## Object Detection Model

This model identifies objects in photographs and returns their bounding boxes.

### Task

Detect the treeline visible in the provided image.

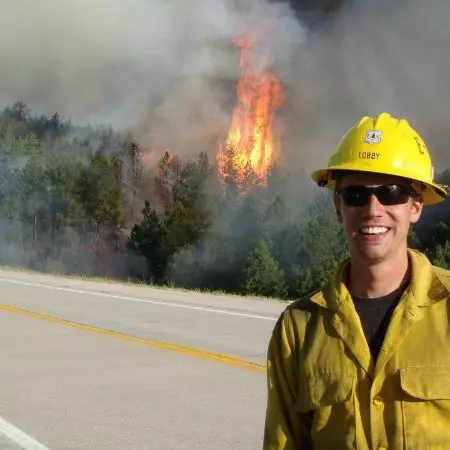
[1,102,449,300]
[0,102,137,276]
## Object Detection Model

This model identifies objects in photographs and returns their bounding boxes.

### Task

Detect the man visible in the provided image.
[263,112,450,449]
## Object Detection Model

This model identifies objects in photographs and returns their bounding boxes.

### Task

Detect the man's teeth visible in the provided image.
[360,227,389,235]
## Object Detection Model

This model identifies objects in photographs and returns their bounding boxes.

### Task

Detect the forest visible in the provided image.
[1,101,449,300]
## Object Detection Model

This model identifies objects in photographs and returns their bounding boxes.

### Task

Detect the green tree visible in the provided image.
[18,154,48,248]
[81,152,122,230]
[166,153,212,251]
[242,239,288,299]
[408,227,421,249]
[169,180,238,291]
[0,171,20,221]
[261,195,292,261]
[45,155,85,250]
[291,265,315,298]
[432,241,450,269]
[128,201,170,282]
[285,192,348,297]
[165,201,206,252]
[431,222,450,247]
[173,153,210,208]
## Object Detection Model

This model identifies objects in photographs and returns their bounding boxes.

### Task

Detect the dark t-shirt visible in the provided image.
[352,283,407,362]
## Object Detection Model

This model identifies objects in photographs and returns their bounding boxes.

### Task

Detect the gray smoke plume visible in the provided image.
[283,0,450,173]
[1,0,450,176]
[0,0,303,160]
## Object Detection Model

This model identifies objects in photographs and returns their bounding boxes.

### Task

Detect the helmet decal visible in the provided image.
[414,136,426,155]
[364,129,383,145]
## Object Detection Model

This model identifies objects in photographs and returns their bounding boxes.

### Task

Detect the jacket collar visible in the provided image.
[310,249,449,310]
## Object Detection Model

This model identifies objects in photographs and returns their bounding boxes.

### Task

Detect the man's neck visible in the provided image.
[348,250,410,299]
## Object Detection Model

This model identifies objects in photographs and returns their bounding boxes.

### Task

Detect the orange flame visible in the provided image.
[217,28,284,191]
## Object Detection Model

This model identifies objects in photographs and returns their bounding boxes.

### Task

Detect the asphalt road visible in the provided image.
[0,269,288,449]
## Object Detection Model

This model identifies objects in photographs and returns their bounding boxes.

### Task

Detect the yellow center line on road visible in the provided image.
[0,304,267,373]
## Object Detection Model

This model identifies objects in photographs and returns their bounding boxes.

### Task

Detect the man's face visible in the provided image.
[335,172,424,264]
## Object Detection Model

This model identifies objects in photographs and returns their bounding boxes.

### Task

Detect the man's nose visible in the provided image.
[364,193,384,216]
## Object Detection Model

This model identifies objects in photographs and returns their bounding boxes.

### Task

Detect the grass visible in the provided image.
[0,263,289,303]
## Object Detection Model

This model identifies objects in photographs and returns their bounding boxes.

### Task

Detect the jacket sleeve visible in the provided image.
[262,310,313,449]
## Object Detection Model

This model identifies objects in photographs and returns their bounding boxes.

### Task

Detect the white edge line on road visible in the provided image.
[0,278,279,321]
[0,416,50,450]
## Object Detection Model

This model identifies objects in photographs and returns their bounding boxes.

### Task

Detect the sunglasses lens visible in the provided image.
[376,185,412,205]
[340,186,371,207]
[338,184,414,206]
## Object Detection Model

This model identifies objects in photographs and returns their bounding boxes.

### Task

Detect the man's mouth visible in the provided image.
[359,226,390,236]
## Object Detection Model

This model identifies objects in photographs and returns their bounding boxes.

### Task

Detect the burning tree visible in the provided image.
[126,141,143,225]
[217,27,284,194]
[153,151,182,212]
[216,142,260,196]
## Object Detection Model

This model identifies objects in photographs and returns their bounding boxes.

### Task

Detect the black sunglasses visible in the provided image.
[336,184,418,207]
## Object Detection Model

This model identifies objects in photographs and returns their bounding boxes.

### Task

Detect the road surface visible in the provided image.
[0,269,288,449]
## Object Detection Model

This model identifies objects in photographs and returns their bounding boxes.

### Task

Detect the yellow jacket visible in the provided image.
[263,249,450,450]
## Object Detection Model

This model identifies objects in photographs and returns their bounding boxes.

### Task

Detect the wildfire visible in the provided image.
[217,28,284,191]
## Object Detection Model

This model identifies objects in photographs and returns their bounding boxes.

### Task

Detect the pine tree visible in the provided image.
[81,152,122,229]
[243,239,287,299]
[291,265,315,298]
[432,241,450,269]
[128,201,169,282]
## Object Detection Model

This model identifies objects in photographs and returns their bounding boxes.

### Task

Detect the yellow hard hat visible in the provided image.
[310,112,449,205]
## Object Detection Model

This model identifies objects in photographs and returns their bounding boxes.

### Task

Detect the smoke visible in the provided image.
[283,0,450,173]
[2,0,450,176]
[0,0,302,158]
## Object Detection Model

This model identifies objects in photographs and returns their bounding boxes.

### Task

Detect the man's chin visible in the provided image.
[353,246,389,265]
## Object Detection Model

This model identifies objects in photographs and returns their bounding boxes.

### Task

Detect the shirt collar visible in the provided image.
[310,249,447,310]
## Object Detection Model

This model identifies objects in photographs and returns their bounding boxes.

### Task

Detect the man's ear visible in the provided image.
[410,196,424,224]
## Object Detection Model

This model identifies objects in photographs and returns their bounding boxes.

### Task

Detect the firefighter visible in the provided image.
[263,112,450,449]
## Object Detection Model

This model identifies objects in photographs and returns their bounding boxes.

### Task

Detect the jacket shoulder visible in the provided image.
[286,287,323,313]
[432,265,450,292]
[273,288,324,335]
